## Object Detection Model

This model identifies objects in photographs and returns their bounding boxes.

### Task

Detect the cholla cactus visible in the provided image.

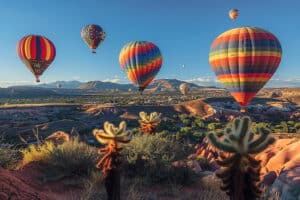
[207,117,275,200]
[139,111,161,134]
[94,121,131,148]
[93,121,131,200]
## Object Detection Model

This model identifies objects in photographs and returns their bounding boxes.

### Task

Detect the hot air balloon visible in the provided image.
[179,83,189,96]
[229,9,239,21]
[81,24,106,53]
[16,35,56,83]
[56,83,62,89]
[209,27,282,112]
[119,41,163,94]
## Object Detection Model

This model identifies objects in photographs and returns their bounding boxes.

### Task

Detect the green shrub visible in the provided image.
[192,131,206,143]
[21,138,99,182]
[182,118,191,126]
[295,122,300,133]
[0,145,21,169]
[195,118,205,128]
[44,138,98,178]
[122,134,194,185]
[287,121,295,126]
[207,123,222,131]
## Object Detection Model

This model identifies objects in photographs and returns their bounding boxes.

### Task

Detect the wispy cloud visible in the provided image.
[103,78,121,83]
[184,77,221,86]
[266,78,300,87]
[185,77,300,88]
[0,81,33,88]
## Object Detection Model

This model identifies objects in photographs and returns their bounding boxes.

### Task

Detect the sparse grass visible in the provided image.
[82,176,229,200]
[81,171,106,200]
[0,141,21,169]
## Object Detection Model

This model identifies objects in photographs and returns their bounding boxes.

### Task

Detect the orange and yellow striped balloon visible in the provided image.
[209,27,282,112]
[16,35,56,82]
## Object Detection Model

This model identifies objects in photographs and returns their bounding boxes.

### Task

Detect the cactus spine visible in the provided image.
[139,111,161,134]
[93,121,131,200]
[207,116,275,200]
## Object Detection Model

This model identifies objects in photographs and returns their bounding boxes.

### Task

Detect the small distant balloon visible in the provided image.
[81,24,106,53]
[229,9,239,21]
[179,83,189,96]
[16,35,56,83]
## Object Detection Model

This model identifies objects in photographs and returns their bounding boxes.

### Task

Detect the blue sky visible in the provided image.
[0,0,299,87]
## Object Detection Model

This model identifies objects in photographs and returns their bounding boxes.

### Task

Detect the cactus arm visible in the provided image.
[248,127,271,150]
[248,132,254,142]
[207,133,236,153]
[238,117,251,139]
[224,127,232,135]
[249,137,275,154]
[232,118,241,136]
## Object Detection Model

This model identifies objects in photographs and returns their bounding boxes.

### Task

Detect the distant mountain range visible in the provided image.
[0,79,208,98]
[0,78,299,98]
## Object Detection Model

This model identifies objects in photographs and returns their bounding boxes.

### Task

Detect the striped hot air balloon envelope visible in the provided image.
[209,27,282,112]
[81,24,106,53]
[229,9,239,21]
[16,35,56,82]
[119,41,163,94]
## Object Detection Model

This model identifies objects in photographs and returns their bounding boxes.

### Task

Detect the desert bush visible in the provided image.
[295,122,300,133]
[0,142,21,169]
[195,118,206,128]
[122,134,194,185]
[158,120,180,132]
[20,138,99,182]
[207,122,222,131]
[41,138,98,180]
[20,141,55,167]
[192,131,206,143]
[182,118,191,126]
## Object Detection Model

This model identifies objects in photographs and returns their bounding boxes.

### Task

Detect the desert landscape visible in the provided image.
[1,1,300,200]
[0,79,300,199]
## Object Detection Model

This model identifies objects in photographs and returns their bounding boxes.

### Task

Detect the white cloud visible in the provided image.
[0,81,33,88]
[71,76,81,80]
[184,77,220,86]
[103,78,121,83]
[184,76,300,88]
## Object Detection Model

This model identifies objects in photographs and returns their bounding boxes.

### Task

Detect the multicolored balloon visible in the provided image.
[209,27,282,112]
[81,24,106,53]
[119,41,163,94]
[229,9,239,21]
[16,35,56,82]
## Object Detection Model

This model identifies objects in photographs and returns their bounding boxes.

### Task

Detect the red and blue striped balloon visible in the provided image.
[16,35,56,82]
[119,41,163,93]
[209,27,282,112]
